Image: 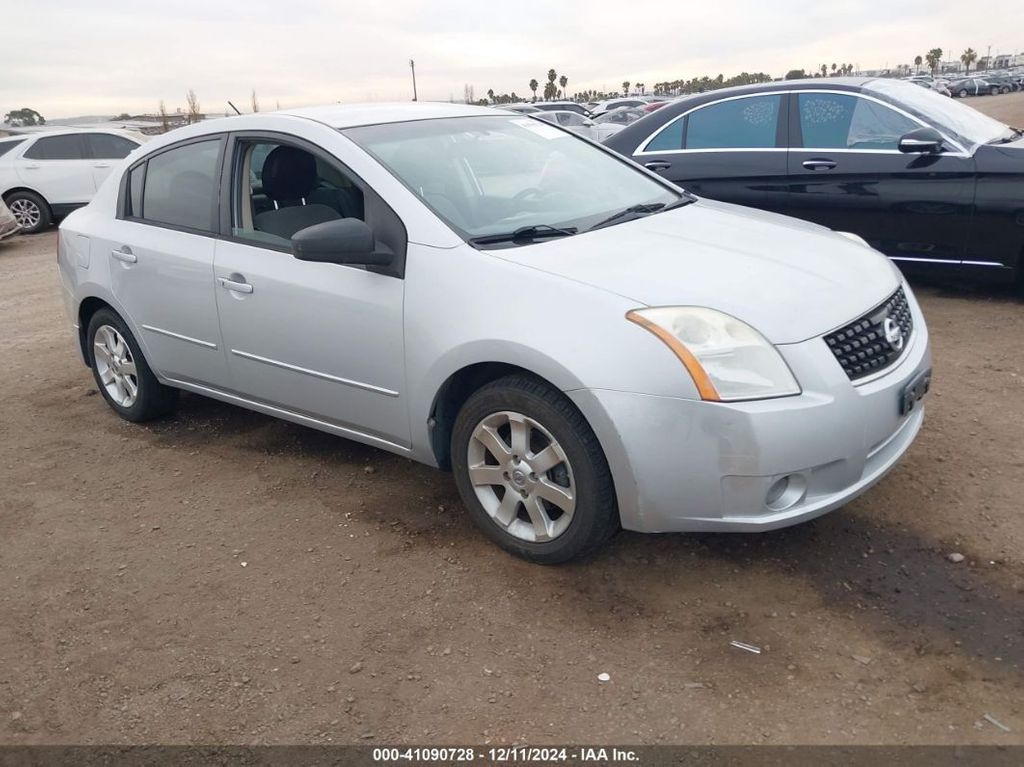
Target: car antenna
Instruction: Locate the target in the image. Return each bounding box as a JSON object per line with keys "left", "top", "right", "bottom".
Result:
{"left": 227, "top": 101, "right": 242, "bottom": 116}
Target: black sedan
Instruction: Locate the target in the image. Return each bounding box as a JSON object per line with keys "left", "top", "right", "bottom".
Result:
{"left": 603, "top": 78, "right": 1024, "bottom": 282}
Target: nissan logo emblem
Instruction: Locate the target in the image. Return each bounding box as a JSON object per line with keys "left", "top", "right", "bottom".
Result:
{"left": 883, "top": 317, "right": 904, "bottom": 351}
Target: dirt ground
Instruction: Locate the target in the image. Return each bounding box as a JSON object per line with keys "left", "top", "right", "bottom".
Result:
{"left": 1, "top": 95, "right": 1023, "bottom": 747}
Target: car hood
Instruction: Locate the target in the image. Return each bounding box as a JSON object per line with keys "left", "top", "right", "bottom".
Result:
{"left": 495, "top": 198, "right": 899, "bottom": 344}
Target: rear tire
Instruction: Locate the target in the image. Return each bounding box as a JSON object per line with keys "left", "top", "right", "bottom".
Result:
{"left": 451, "top": 375, "right": 619, "bottom": 564}
{"left": 87, "top": 308, "right": 178, "bottom": 422}
{"left": 958, "top": 88, "right": 968, "bottom": 98}
{"left": 5, "top": 190, "right": 51, "bottom": 234}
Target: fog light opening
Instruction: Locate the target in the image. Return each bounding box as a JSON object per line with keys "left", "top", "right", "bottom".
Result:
{"left": 765, "top": 474, "right": 807, "bottom": 512}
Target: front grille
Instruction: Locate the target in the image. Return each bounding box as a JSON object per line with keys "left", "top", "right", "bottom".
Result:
{"left": 824, "top": 288, "right": 913, "bottom": 381}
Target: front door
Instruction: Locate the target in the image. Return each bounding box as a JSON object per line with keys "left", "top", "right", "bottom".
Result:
{"left": 631, "top": 92, "right": 790, "bottom": 215}
{"left": 786, "top": 90, "right": 975, "bottom": 266}
{"left": 213, "top": 135, "right": 408, "bottom": 450}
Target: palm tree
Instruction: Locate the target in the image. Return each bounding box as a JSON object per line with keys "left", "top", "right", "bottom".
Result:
{"left": 622, "top": 81, "right": 630, "bottom": 96}
{"left": 914, "top": 55, "right": 923, "bottom": 74}
{"left": 961, "top": 47, "right": 977, "bottom": 74}
{"left": 528, "top": 78, "right": 538, "bottom": 102}
{"left": 486, "top": 88, "right": 495, "bottom": 104}
{"left": 925, "top": 48, "right": 943, "bottom": 75}
{"left": 558, "top": 74, "right": 568, "bottom": 100}
{"left": 820, "top": 64, "right": 828, "bottom": 78}
{"left": 636, "top": 82, "right": 645, "bottom": 95}
{"left": 831, "top": 63, "right": 837, "bottom": 76}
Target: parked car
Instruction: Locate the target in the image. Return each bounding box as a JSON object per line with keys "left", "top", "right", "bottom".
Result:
{"left": 0, "top": 129, "right": 143, "bottom": 234}
{"left": 500, "top": 104, "right": 541, "bottom": 114}
{"left": 0, "top": 197, "right": 20, "bottom": 241}
{"left": 604, "top": 77, "right": 1024, "bottom": 281}
{"left": 532, "top": 110, "right": 634, "bottom": 143}
{"left": 58, "top": 103, "right": 931, "bottom": 563}
{"left": 981, "top": 75, "right": 1018, "bottom": 94}
{"left": 950, "top": 78, "right": 998, "bottom": 97}
{"left": 592, "top": 107, "right": 648, "bottom": 139}
{"left": 590, "top": 98, "right": 649, "bottom": 116}
{"left": 529, "top": 101, "right": 592, "bottom": 118}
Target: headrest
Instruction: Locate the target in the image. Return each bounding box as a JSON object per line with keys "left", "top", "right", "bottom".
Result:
{"left": 261, "top": 145, "right": 318, "bottom": 201}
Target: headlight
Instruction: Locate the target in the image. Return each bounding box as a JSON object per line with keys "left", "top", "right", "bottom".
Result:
{"left": 626, "top": 307, "right": 801, "bottom": 401}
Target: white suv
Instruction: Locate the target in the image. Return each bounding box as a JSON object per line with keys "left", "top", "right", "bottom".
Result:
{"left": 0, "top": 129, "right": 143, "bottom": 233}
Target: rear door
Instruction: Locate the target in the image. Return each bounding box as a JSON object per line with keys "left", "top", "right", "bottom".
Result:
{"left": 785, "top": 90, "right": 975, "bottom": 266}
{"left": 82, "top": 133, "right": 140, "bottom": 190}
{"left": 16, "top": 134, "right": 96, "bottom": 204}
{"left": 631, "top": 92, "right": 790, "bottom": 215}
{"left": 102, "top": 136, "right": 231, "bottom": 388}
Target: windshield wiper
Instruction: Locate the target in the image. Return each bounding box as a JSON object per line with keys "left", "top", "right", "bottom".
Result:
{"left": 468, "top": 224, "right": 578, "bottom": 246}
{"left": 588, "top": 197, "right": 693, "bottom": 232}
{"left": 988, "top": 127, "right": 1023, "bottom": 144}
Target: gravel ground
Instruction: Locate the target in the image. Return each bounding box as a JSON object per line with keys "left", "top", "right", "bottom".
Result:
{"left": 1, "top": 94, "right": 1022, "bottom": 746}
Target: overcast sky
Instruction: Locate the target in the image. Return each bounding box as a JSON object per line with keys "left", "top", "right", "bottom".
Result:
{"left": 3, "top": 0, "right": 1022, "bottom": 119}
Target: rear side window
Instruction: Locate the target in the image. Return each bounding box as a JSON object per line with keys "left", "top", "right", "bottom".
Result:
{"left": 798, "top": 93, "right": 919, "bottom": 150}
{"left": 85, "top": 133, "right": 138, "bottom": 159}
{"left": 685, "top": 95, "right": 781, "bottom": 150}
{"left": 138, "top": 139, "right": 221, "bottom": 231}
{"left": 0, "top": 139, "right": 25, "bottom": 158}
{"left": 646, "top": 117, "right": 686, "bottom": 151}
{"left": 23, "top": 135, "right": 85, "bottom": 160}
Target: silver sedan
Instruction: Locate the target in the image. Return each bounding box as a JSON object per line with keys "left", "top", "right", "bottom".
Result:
{"left": 57, "top": 103, "right": 931, "bottom": 563}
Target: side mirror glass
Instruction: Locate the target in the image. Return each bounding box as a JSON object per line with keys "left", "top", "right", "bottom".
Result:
{"left": 898, "top": 127, "right": 944, "bottom": 154}
{"left": 291, "top": 218, "right": 393, "bottom": 267}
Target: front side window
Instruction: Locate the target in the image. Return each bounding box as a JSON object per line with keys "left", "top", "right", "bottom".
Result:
{"left": 85, "top": 133, "right": 138, "bottom": 159}
{"left": 231, "top": 140, "right": 365, "bottom": 248}
{"left": 798, "top": 93, "right": 918, "bottom": 150}
{"left": 345, "top": 115, "right": 680, "bottom": 241}
{"left": 139, "top": 139, "right": 221, "bottom": 231}
{"left": 23, "top": 135, "right": 85, "bottom": 160}
{"left": 685, "top": 95, "right": 781, "bottom": 150}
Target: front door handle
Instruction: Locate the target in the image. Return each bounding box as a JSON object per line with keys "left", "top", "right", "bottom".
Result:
{"left": 93, "top": 163, "right": 111, "bottom": 169}
{"left": 802, "top": 159, "right": 837, "bottom": 171}
{"left": 111, "top": 247, "right": 137, "bottom": 263}
{"left": 218, "top": 276, "right": 254, "bottom": 294}
{"left": 644, "top": 160, "right": 672, "bottom": 171}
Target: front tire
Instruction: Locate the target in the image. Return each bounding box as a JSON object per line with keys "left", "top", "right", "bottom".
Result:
{"left": 87, "top": 308, "right": 177, "bottom": 422}
{"left": 5, "top": 190, "right": 51, "bottom": 234}
{"left": 451, "top": 375, "right": 618, "bottom": 564}
{"left": 958, "top": 88, "right": 968, "bottom": 98}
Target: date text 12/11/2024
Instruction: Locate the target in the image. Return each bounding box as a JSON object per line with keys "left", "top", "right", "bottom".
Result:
{"left": 372, "top": 747, "right": 640, "bottom": 762}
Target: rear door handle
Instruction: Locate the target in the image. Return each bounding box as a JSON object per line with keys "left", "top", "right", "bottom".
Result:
{"left": 111, "top": 247, "right": 137, "bottom": 263}
{"left": 644, "top": 160, "right": 672, "bottom": 171}
{"left": 802, "top": 159, "right": 837, "bottom": 171}
{"left": 93, "top": 163, "right": 111, "bottom": 169}
{"left": 218, "top": 276, "right": 253, "bottom": 294}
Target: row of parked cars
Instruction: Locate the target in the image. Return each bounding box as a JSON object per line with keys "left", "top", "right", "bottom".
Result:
{"left": 47, "top": 74, "right": 1021, "bottom": 562}
{"left": 908, "top": 71, "right": 1024, "bottom": 98}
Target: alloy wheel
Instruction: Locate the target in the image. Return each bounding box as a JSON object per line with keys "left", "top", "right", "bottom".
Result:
{"left": 93, "top": 324, "right": 139, "bottom": 407}
{"left": 9, "top": 198, "right": 40, "bottom": 230}
{"left": 467, "top": 411, "right": 576, "bottom": 543}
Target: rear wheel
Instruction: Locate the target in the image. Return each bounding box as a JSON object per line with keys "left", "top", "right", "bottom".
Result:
{"left": 958, "top": 88, "right": 969, "bottom": 98}
{"left": 5, "top": 190, "right": 51, "bottom": 234}
{"left": 87, "top": 308, "right": 177, "bottom": 422}
{"left": 451, "top": 375, "right": 618, "bottom": 564}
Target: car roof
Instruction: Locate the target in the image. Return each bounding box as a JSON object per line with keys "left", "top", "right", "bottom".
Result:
{"left": 279, "top": 102, "right": 497, "bottom": 128}
{"left": 1, "top": 127, "right": 143, "bottom": 139}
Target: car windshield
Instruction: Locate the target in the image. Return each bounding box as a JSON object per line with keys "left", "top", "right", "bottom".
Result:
{"left": 344, "top": 115, "right": 680, "bottom": 243}
{"left": 865, "top": 78, "right": 1014, "bottom": 147}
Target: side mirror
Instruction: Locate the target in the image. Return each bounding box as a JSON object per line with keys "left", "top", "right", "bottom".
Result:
{"left": 898, "top": 127, "right": 944, "bottom": 154}
{"left": 291, "top": 218, "right": 393, "bottom": 267}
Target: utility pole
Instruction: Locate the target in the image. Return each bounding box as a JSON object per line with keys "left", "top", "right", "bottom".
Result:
{"left": 409, "top": 59, "right": 418, "bottom": 102}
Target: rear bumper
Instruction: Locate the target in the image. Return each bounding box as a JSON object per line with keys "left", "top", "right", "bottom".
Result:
{"left": 569, "top": 288, "right": 931, "bottom": 534}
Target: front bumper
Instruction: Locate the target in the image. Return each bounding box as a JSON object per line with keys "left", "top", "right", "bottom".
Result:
{"left": 569, "top": 290, "right": 931, "bottom": 534}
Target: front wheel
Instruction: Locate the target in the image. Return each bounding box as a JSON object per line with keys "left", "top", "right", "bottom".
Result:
{"left": 87, "top": 308, "right": 178, "bottom": 422}
{"left": 958, "top": 88, "right": 969, "bottom": 98}
{"left": 451, "top": 375, "right": 618, "bottom": 564}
